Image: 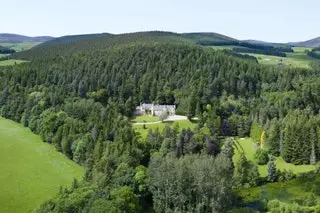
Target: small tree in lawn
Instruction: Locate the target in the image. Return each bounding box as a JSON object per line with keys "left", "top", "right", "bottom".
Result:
{"left": 267, "top": 156, "right": 277, "bottom": 182}
{"left": 159, "top": 110, "right": 169, "bottom": 122}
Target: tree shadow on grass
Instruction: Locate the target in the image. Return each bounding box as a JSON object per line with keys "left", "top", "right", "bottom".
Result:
{"left": 162, "top": 121, "right": 174, "bottom": 124}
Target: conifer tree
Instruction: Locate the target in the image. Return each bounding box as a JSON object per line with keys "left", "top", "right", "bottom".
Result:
{"left": 267, "top": 156, "right": 277, "bottom": 182}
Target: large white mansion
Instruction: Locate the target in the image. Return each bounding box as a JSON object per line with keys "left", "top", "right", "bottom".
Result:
{"left": 135, "top": 103, "right": 176, "bottom": 117}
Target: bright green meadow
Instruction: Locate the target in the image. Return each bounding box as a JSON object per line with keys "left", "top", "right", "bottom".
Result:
{"left": 0, "top": 42, "right": 41, "bottom": 52}
{"left": 233, "top": 138, "right": 315, "bottom": 177}
{"left": 0, "top": 59, "right": 27, "bottom": 66}
{"left": 0, "top": 117, "right": 84, "bottom": 213}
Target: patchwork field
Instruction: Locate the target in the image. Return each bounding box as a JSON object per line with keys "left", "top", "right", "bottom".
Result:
{"left": 233, "top": 138, "right": 315, "bottom": 177}
{"left": 248, "top": 52, "right": 314, "bottom": 69}
{"left": 210, "top": 45, "right": 315, "bottom": 68}
{"left": 0, "top": 117, "right": 84, "bottom": 213}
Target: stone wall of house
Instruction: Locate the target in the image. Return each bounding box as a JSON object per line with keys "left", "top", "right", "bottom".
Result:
{"left": 134, "top": 103, "right": 175, "bottom": 117}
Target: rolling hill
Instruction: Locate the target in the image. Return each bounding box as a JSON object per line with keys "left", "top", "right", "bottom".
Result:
{"left": 182, "top": 32, "right": 238, "bottom": 45}
{"left": 0, "top": 33, "right": 54, "bottom": 43}
{"left": 289, "top": 37, "right": 320, "bottom": 48}
{"left": 12, "top": 31, "right": 193, "bottom": 60}
{"left": 11, "top": 31, "right": 289, "bottom": 60}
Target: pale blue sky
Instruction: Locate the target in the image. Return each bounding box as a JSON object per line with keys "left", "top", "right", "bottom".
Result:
{"left": 2, "top": 0, "right": 319, "bottom": 42}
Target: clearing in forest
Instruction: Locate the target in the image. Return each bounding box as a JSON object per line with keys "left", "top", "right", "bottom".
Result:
{"left": 233, "top": 138, "right": 315, "bottom": 177}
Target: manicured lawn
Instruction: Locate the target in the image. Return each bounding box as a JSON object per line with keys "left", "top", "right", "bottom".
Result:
{"left": 132, "top": 115, "right": 160, "bottom": 123}
{"left": 134, "top": 120, "right": 197, "bottom": 139}
{"left": 233, "top": 138, "right": 315, "bottom": 177}
{"left": 0, "top": 59, "right": 27, "bottom": 66}
{"left": 0, "top": 117, "right": 84, "bottom": 213}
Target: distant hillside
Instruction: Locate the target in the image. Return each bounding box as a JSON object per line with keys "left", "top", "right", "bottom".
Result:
{"left": 289, "top": 37, "right": 320, "bottom": 48}
{"left": 183, "top": 32, "right": 238, "bottom": 45}
{"left": 0, "top": 33, "right": 54, "bottom": 43}
{"left": 35, "top": 33, "right": 112, "bottom": 47}
{"left": 12, "top": 31, "right": 193, "bottom": 60}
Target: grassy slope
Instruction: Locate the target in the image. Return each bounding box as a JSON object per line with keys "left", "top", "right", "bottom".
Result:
{"left": 0, "top": 117, "right": 84, "bottom": 213}
{"left": 133, "top": 120, "right": 197, "bottom": 139}
{"left": 0, "top": 42, "right": 41, "bottom": 51}
{"left": 246, "top": 46, "right": 314, "bottom": 68}
{"left": 248, "top": 53, "right": 313, "bottom": 69}
{"left": 0, "top": 59, "right": 27, "bottom": 66}
{"left": 233, "top": 138, "right": 315, "bottom": 177}
{"left": 210, "top": 45, "right": 315, "bottom": 68}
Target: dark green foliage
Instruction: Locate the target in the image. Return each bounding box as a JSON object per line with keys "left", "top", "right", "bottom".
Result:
{"left": 307, "top": 47, "right": 320, "bottom": 59}
{"left": 222, "top": 138, "right": 235, "bottom": 161}
{"left": 254, "top": 148, "right": 269, "bottom": 165}
{"left": 0, "top": 45, "right": 15, "bottom": 54}
{"left": 282, "top": 111, "right": 320, "bottom": 165}
{"left": 250, "top": 122, "right": 263, "bottom": 143}
{"left": 277, "top": 169, "right": 295, "bottom": 182}
{"left": 148, "top": 154, "right": 234, "bottom": 213}
{"left": 265, "top": 119, "right": 280, "bottom": 156}
{"left": 233, "top": 153, "right": 260, "bottom": 188}
{"left": 267, "top": 157, "right": 278, "bottom": 182}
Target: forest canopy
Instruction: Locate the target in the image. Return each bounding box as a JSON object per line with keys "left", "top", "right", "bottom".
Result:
{"left": 1, "top": 32, "right": 320, "bottom": 212}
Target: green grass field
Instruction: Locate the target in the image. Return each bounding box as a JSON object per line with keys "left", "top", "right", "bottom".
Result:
{"left": 0, "top": 42, "right": 41, "bottom": 52}
{"left": 132, "top": 115, "right": 160, "bottom": 123}
{"left": 210, "top": 45, "right": 315, "bottom": 68}
{"left": 0, "top": 59, "right": 27, "bottom": 66}
{"left": 233, "top": 138, "right": 315, "bottom": 177}
{"left": 133, "top": 119, "right": 197, "bottom": 139}
{"left": 246, "top": 53, "right": 314, "bottom": 69}
{"left": 0, "top": 117, "right": 84, "bottom": 213}
{"left": 292, "top": 46, "right": 312, "bottom": 53}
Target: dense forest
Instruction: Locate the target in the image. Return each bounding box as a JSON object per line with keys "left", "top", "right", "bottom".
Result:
{"left": 1, "top": 32, "right": 320, "bottom": 212}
